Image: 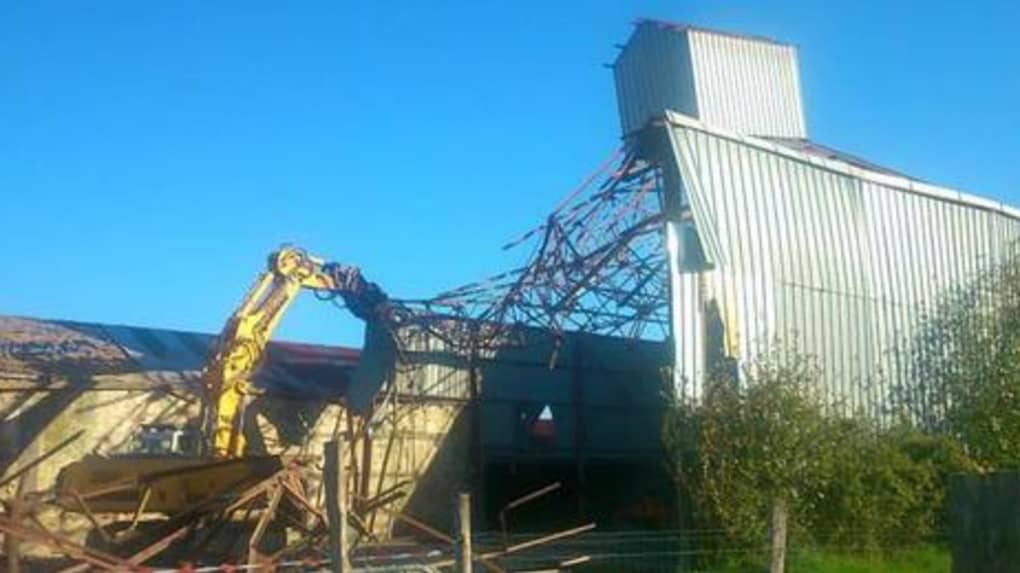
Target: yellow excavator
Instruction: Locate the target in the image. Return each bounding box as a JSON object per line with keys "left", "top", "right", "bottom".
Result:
{"left": 202, "top": 246, "right": 399, "bottom": 459}
{"left": 55, "top": 246, "right": 401, "bottom": 515}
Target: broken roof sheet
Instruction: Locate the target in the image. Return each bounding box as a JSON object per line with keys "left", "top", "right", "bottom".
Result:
{"left": 762, "top": 136, "right": 920, "bottom": 181}
{"left": 0, "top": 315, "right": 360, "bottom": 400}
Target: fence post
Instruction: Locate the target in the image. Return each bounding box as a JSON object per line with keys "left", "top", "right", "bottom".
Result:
{"left": 4, "top": 499, "right": 21, "bottom": 573}
{"left": 455, "top": 492, "right": 473, "bottom": 573}
{"left": 769, "top": 498, "right": 788, "bottom": 573}
{"left": 324, "top": 439, "right": 351, "bottom": 573}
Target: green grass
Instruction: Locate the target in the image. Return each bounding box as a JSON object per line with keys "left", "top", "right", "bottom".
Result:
{"left": 707, "top": 545, "right": 950, "bottom": 573}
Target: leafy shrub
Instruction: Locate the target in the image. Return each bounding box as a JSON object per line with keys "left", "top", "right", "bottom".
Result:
{"left": 664, "top": 348, "right": 829, "bottom": 547}
{"left": 808, "top": 422, "right": 969, "bottom": 547}
{"left": 898, "top": 250, "right": 1020, "bottom": 469}
{"left": 663, "top": 347, "right": 967, "bottom": 553}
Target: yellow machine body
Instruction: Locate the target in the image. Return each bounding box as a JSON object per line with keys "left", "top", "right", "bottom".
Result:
{"left": 54, "top": 454, "right": 284, "bottom": 514}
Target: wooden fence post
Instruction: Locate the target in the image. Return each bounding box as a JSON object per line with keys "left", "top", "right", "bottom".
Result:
{"left": 4, "top": 499, "right": 22, "bottom": 573}
{"left": 769, "top": 498, "right": 788, "bottom": 573}
{"left": 455, "top": 492, "right": 473, "bottom": 573}
{"left": 324, "top": 440, "right": 351, "bottom": 573}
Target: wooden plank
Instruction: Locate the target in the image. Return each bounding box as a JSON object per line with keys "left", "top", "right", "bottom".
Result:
{"left": 769, "top": 498, "right": 788, "bottom": 573}
{"left": 456, "top": 492, "right": 473, "bottom": 573}
{"left": 4, "top": 499, "right": 22, "bottom": 573}
{"left": 248, "top": 482, "right": 284, "bottom": 567}
{"left": 324, "top": 440, "right": 351, "bottom": 573}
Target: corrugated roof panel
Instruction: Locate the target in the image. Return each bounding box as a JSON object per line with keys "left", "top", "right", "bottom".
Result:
{"left": 0, "top": 316, "right": 360, "bottom": 399}
{"left": 763, "top": 137, "right": 918, "bottom": 180}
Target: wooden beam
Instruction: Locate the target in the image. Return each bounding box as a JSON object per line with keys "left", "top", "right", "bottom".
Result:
{"left": 769, "top": 498, "right": 788, "bottom": 573}
{"left": 456, "top": 492, "right": 473, "bottom": 573}
{"left": 248, "top": 482, "right": 284, "bottom": 567}
{"left": 4, "top": 499, "right": 22, "bottom": 573}
{"left": 324, "top": 440, "right": 351, "bottom": 573}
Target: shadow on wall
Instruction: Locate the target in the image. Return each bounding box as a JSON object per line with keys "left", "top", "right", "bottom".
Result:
{"left": 244, "top": 396, "right": 331, "bottom": 455}
{"left": 0, "top": 385, "right": 88, "bottom": 477}
{"left": 0, "top": 316, "right": 357, "bottom": 489}
{"left": 0, "top": 316, "right": 201, "bottom": 480}
{"left": 393, "top": 405, "right": 472, "bottom": 537}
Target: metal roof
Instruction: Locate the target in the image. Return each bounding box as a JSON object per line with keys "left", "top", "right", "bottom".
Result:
{"left": 0, "top": 315, "right": 360, "bottom": 400}
{"left": 763, "top": 136, "right": 920, "bottom": 181}
{"left": 664, "top": 111, "right": 1020, "bottom": 220}
{"left": 623, "top": 18, "right": 793, "bottom": 52}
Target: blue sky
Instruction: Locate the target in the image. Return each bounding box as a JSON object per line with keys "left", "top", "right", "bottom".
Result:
{"left": 2, "top": 1, "right": 1018, "bottom": 347}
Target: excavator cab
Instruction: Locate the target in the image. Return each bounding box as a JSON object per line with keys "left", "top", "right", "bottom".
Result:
{"left": 131, "top": 424, "right": 201, "bottom": 456}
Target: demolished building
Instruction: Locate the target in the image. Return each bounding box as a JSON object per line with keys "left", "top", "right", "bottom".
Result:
{"left": 2, "top": 17, "right": 1019, "bottom": 568}
{"left": 0, "top": 314, "right": 669, "bottom": 549}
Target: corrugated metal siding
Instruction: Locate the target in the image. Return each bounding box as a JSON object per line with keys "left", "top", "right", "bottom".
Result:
{"left": 613, "top": 22, "right": 698, "bottom": 136}
{"left": 399, "top": 324, "right": 669, "bottom": 460}
{"left": 398, "top": 325, "right": 473, "bottom": 401}
{"left": 687, "top": 29, "right": 807, "bottom": 138}
{"left": 479, "top": 337, "right": 667, "bottom": 461}
{"left": 613, "top": 22, "right": 806, "bottom": 139}
{"left": 661, "top": 113, "right": 1020, "bottom": 418}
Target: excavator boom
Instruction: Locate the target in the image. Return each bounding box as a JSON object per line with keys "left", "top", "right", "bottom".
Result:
{"left": 55, "top": 246, "right": 401, "bottom": 518}
{"left": 203, "top": 246, "right": 396, "bottom": 457}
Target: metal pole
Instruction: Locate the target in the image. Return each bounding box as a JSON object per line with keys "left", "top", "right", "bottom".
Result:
{"left": 455, "top": 492, "right": 473, "bottom": 573}
{"left": 324, "top": 440, "right": 351, "bottom": 573}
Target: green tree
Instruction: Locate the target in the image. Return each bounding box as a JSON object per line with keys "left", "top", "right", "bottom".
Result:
{"left": 900, "top": 250, "right": 1020, "bottom": 469}
{"left": 664, "top": 346, "right": 964, "bottom": 556}
{"left": 664, "top": 348, "right": 829, "bottom": 547}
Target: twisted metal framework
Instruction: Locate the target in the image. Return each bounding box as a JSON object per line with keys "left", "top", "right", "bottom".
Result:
{"left": 416, "top": 148, "right": 670, "bottom": 344}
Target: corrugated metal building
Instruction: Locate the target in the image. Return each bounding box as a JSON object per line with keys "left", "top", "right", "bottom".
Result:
{"left": 614, "top": 21, "right": 1020, "bottom": 419}
{"left": 0, "top": 315, "right": 485, "bottom": 541}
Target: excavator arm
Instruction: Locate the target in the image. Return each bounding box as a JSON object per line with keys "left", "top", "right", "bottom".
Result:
{"left": 202, "top": 246, "right": 397, "bottom": 458}
{"left": 53, "top": 246, "right": 403, "bottom": 517}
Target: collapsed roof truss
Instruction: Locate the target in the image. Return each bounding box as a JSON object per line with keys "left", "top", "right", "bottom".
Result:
{"left": 416, "top": 149, "right": 671, "bottom": 344}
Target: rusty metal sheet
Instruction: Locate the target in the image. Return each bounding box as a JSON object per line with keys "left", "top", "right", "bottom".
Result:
{"left": 0, "top": 316, "right": 359, "bottom": 400}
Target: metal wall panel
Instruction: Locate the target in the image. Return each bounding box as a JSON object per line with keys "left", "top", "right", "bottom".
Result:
{"left": 400, "top": 323, "right": 670, "bottom": 460}
{"left": 688, "top": 29, "right": 807, "bottom": 138}
{"left": 613, "top": 22, "right": 806, "bottom": 138}
{"left": 613, "top": 22, "right": 698, "bottom": 137}
{"left": 660, "top": 112, "right": 1020, "bottom": 419}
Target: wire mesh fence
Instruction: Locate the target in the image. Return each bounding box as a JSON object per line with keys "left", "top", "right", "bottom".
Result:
{"left": 1, "top": 527, "right": 950, "bottom": 572}
{"left": 468, "top": 528, "right": 950, "bottom": 572}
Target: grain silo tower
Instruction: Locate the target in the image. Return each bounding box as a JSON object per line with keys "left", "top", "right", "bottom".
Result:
{"left": 614, "top": 20, "right": 807, "bottom": 139}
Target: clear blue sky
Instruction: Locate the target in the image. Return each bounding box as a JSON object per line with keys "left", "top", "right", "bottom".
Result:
{"left": 2, "top": 1, "right": 1018, "bottom": 347}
